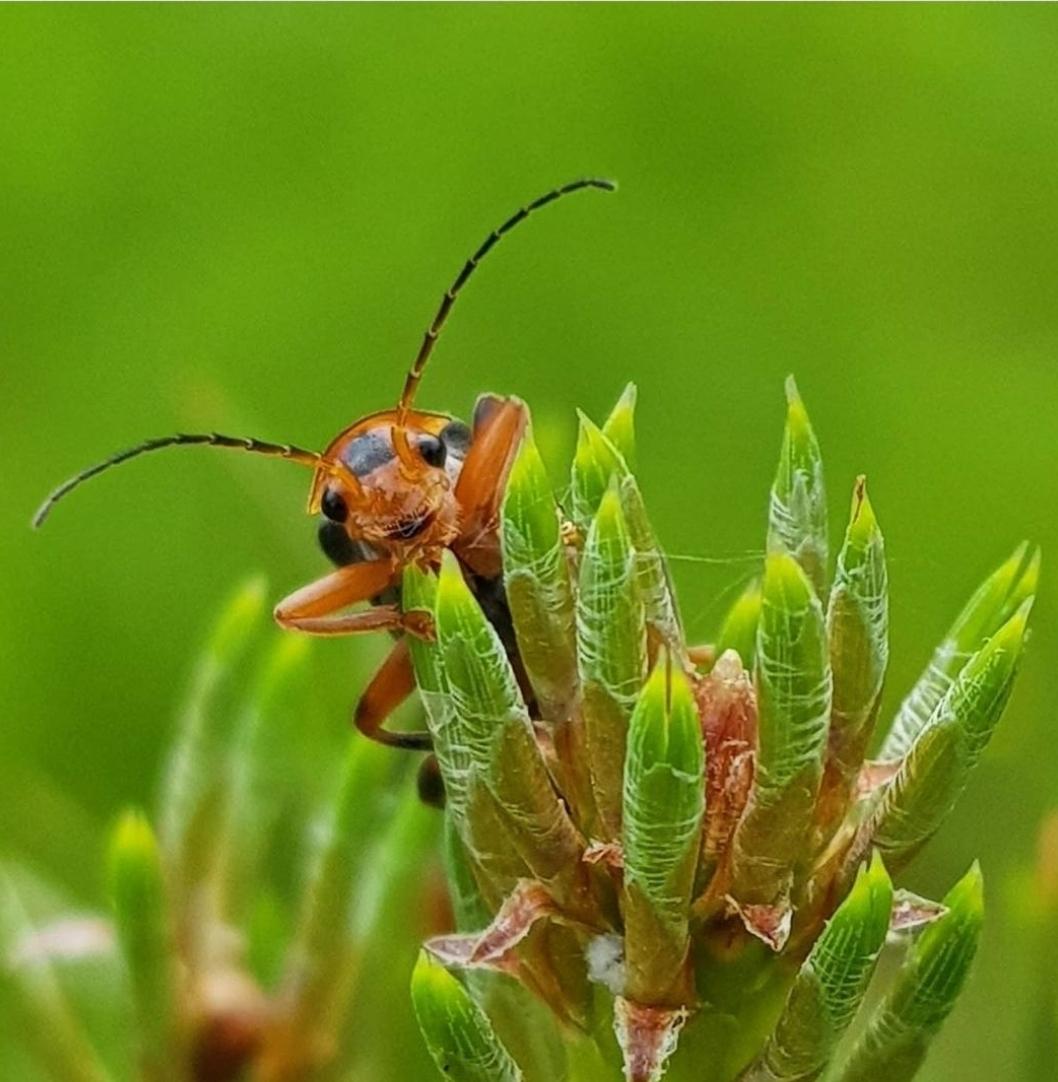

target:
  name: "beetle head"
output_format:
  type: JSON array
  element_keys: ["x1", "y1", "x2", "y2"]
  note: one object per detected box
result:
[{"x1": 308, "y1": 410, "x2": 464, "y2": 556}]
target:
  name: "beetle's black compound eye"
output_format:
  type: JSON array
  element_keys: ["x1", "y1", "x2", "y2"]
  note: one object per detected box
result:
[
  {"x1": 321, "y1": 487, "x2": 348, "y2": 523},
  {"x1": 417, "y1": 434, "x2": 446, "y2": 468}
]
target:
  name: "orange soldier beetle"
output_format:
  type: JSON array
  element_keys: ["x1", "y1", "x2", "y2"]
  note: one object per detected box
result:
[{"x1": 34, "y1": 177, "x2": 616, "y2": 760}]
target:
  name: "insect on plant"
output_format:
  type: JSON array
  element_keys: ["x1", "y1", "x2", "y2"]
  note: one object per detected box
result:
[{"x1": 33, "y1": 177, "x2": 616, "y2": 771}]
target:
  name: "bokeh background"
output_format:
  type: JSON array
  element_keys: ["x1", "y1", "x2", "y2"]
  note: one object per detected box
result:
[{"x1": 3, "y1": 6, "x2": 1057, "y2": 1079}]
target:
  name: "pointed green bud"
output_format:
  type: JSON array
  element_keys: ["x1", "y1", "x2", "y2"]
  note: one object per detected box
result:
[
  {"x1": 577, "y1": 485, "x2": 647, "y2": 839},
  {"x1": 882, "y1": 542, "x2": 1039, "y2": 761},
  {"x1": 501, "y1": 430, "x2": 578, "y2": 723},
  {"x1": 571, "y1": 410, "x2": 627, "y2": 531},
  {"x1": 435, "y1": 551, "x2": 585, "y2": 900},
  {"x1": 411, "y1": 952, "x2": 523, "y2": 1082},
  {"x1": 436, "y1": 549, "x2": 532, "y2": 771},
  {"x1": 715, "y1": 578, "x2": 762, "y2": 668},
  {"x1": 747, "y1": 853, "x2": 893, "y2": 1081},
  {"x1": 757, "y1": 553, "x2": 832, "y2": 793},
  {"x1": 818, "y1": 479, "x2": 888, "y2": 842},
  {"x1": 411, "y1": 562, "x2": 539, "y2": 904},
  {"x1": 572, "y1": 406, "x2": 683, "y2": 650},
  {"x1": 622, "y1": 660, "x2": 705, "y2": 1004},
  {"x1": 767, "y1": 377, "x2": 828, "y2": 597},
  {"x1": 109, "y1": 810, "x2": 184, "y2": 1078},
  {"x1": 869, "y1": 603, "x2": 1030, "y2": 869},
  {"x1": 729, "y1": 553, "x2": 831, "y2": 938},
  {"x1": 602, "y1": 382, "x2": 638, "y2": 470},
  {"x1": 837, "y1": 864, "x2": 984, "y2": 1082}
]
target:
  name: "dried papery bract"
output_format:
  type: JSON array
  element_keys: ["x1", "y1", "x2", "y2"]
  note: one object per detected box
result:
[{"x1": 695, "y1": 649, "x2": 755, "y2": 885}]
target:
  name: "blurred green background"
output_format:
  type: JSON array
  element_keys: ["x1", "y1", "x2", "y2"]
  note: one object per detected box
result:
[{"x1": 2, "y1": 5, "x2": 1057, "y2": 1079}]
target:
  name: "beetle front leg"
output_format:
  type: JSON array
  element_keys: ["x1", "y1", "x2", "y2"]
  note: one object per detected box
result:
[{"x1": 273, "y1": 560, "x2": 434, "y2": 638}]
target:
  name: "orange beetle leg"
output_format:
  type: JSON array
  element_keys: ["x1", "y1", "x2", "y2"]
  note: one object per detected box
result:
[
  {"x1": 353, "y1": 639, "x2": 432, "y2": 750},
  {"x1": 274, "y1": 560, "x2": 434, "y2": 637},
  {"x1": 453, "y1": 397, "x2": 529, "y2": 577}
]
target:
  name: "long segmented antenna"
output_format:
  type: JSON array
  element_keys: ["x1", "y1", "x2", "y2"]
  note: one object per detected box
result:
[
  {"x1": 397, "y1": 176, "x2": 617, "y2": 424},
  {"x1": 33, "y1": 432, "x2": 326, "y2": 528}
]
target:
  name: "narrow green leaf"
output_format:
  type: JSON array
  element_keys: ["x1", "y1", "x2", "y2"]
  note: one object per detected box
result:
[
  {"x1": 867, "y1": 602, "x2": 1030, "y2": 870},
  {"x1": 0, "y1": 869, "x2": 111, "y2": 1082},
  {"x1": 577, "y1": 484, "x2": 647, "y2": 839},
  {"x1": 729, "y1": 553, "x2": 832, "y2": 943},
  {"x1": 159, "y1": 576, "x2": 268, "y2": 894},
  {"x1": 411, "y1": 952, "x2": 523, "y2": 1082},
  {"x1": 602, "y1": 381, "x2": 638, "y2": 470},
  {"x1": 715, "y1": 578, "x2": 762, "y2": 668},
  {"x1": 214, "y1": 634, "x2": 312, "y2": 923},
  {"x1": 348, "y1": 789, "x2": 445, "y2": 1080},
  {"x1": 767, "y1": 377, "x2": 828, "y2": 597},
  {"x1": 501, "y1": 429, "x2": 578, "y2": 722},
  {"x1": 622, "y1": 660, "x2": 705, "y2": 1004},
  {"x1": 881, "y1": 542, "x2": 1038, "y2": 762},
  {"x1": 746, "y1": 853, "x2": 893, "y2": 1081},
  {"x1": 836, "y1": 863, "x2": 985, "y2": 1082},
  {"x1": 435, "y1": 552, "x2": 585, "y2": 902},
  {"x1": 352, "y1": 786, "x2": 443, "y2": 945},
  {"x1": 279, "y1": 736, "x2": 391, "y2": 1044},
  {"x1": 108, "y1": 810, "x2": 183, "y2": 1081},
  {"x1": 817, "y1": 479, "x2": 888, "y2": 841}
]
